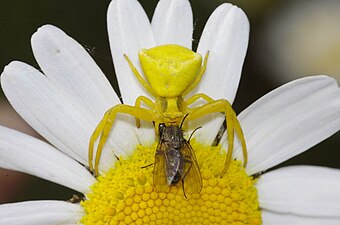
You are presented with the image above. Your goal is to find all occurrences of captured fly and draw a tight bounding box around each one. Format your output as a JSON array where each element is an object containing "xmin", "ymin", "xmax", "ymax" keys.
[{"xmin": 153, "ymin": 123, "xmax": 202, "ymax": 197}]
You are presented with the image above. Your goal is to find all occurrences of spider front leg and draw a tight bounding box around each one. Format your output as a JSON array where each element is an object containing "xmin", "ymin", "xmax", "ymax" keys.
[
  {"xmin": 188, "ymin": 99, "xmax": 248, "ymax": 177},
  {"xmin": 186, "ymin": 93, "xmax": 214, "ymax": 106},
  {"xmin": 88, "ymin": 108, "xmax": 112, "ymax": 172},
  {"xmin": 89, "ymin": 104, "xmax": 154, "ymax": 176},
  {"xmin": 182, "ymin": 51, "xmax": 209, "ymax": 96},
  {"xmin": 134, "ymin": 96, "xmax": 155, "ymax": 128}
]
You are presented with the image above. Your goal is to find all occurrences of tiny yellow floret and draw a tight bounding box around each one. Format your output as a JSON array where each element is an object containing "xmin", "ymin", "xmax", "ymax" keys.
[{"xmin": 81, "ymin": 140, "xmax": 261, "ymax": 225}]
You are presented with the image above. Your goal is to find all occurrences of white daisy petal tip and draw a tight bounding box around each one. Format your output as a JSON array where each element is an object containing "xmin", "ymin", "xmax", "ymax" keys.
[
  {"xmin": 262, "ymin": 209, "xmax": 340, "ymax": 225},
  {"xmin": 218, "ymin": 2, "xmax": 250, "ymax": 24},
  {"xmin": 0, "ymin": 126, "xmax": 96, "ymax": 194},
  {"xmin": 257, "ymin": 166, "xmax": 340, "ymax": 217},
  {"xmin": 229, "ymin": 75, "xmax": 340, "ymax": 175},
  {"xmin": 29, "ymin": 20, "xmax": 120, "ymax": 116},
  {"xmin": 1, "ymin": 61, "xmax": 38, "ymax": 91},
  {"xmin": 2, "ymin": 61, "xmax": 27, "ymax": 76},
  {"xmin": 0, "ymin": 200, "xmax": 84, "ymax": 225},
  {"xmin": 1, "ymin": 59, "xmax": 94, "ymax": 165},
  {"xmin": 152, "ymin": 0, "xmax": 193, "ymax": 48},
  {"xmin": 31, "ymin": 24, "xmax": 65, "ymax": 49},
  {"xmin": 33, "ymin": 24, "xmax": 59, "ymax": 35}
]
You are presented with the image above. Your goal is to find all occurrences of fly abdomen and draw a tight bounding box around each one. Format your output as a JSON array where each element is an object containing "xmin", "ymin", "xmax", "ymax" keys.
[
  {"xmin": 165, "ymin": 149, "xmax": 183, "ymax": 185},
  {"xmin": 171, "ymin": 172, "xmax": 182, "ymax": 185}
]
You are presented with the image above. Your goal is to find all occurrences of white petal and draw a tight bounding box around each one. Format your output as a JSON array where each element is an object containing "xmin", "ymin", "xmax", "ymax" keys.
[
  {"xmin": 2, "ymin": 61, "xmax": 90, "ymax": 164},
  {"xmin": 223, "ymin": 75, "xmax": 340, "ymax": 175},
  {"xmin": 187, "ymin": 4, "xmax": 249, "ymax": 145},
  {"xmin": 0, "ymin": 126, "xmax": 95, "ymax": 194},
  {"xmin": 187, "ymin": 113, "xmax": 225, "ymax": 146},
  {"xmin": 257, "ymin": 166, "xmax": 340, "ymax": 217},
  {"xmin": 262, "ymin": 209, "xmax": 340, "ymax": 225},
  {"xmin": 1, "ymin": 61, "xmax": 121, "ymax": 172},
  {"xmin": 30, "ymin": 24, "xmax": 142, "ymax": 171},
  {"xmin": 107, "ymin": 0, "xmax": 154, "ymax": 104},
  {"xmin": 195, "ymin": 3, "xmax": 249, "ymax": 101},
  {"xmin": 151, "ymin": 0, "xmax": 193, "ymax": 48},
  {"xmin": 107, "ymin": 0, "xmax": 156, "ymax": 145},
  {"xmin": 0, "ymin": 201, "xmax": 84, "ymax": 225},
  {"xmin": 31, "ymin": 25, "xmax": 119, "ymax": 120}
]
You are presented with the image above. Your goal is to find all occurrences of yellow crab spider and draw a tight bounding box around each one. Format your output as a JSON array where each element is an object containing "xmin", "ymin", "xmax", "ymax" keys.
[{"xmin": 89, "ymin": 44, "xmax": 248, "ymax": 177}]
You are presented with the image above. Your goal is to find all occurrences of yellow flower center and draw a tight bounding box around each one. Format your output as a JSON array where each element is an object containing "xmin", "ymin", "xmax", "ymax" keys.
[{"xmin": 81, "ymin": 140, "xmax": 261, "ymax": 225}]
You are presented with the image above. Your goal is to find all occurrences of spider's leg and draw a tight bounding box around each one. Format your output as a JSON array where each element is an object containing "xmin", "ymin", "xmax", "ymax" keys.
[
  {"xmin": 90, "ymin": 104, "xmax": 154, "ymax": 176},
  {"xmin": 134, "ymin": 96, "xmax": 154, "ymax": 128},
  {"xmin": 188, "ymin": 99, "xmax": 247, "ymax": 177}
]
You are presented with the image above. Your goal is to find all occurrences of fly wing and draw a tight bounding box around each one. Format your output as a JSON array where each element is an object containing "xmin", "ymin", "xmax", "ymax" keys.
[
  {"xmin": 181, "ymin": 141, "xmax": 202, "ymax": 194},
  {"xmin": 153, "ymin": 141, "xmax": 170, "ymax": 192}
]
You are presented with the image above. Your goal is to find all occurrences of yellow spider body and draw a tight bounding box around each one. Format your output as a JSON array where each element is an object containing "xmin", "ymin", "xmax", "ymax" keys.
[
  {"xmin": 139, "ymin": 45, "xmax": 202, "ymax": 97},
  {"xmin": 89, "ymin": 44, "xmax": 247, "ymax": 176}
]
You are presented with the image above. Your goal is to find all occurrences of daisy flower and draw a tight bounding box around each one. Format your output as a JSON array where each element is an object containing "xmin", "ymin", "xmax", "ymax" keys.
[{"xmin": 1, "ymin": 0, "xmax": 340, "ymax": 224}]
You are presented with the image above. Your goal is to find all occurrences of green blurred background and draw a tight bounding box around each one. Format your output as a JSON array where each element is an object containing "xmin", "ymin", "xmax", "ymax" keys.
[{"xmin": 1, "ymin": 0, "xmax": 339, "ymax": 204}]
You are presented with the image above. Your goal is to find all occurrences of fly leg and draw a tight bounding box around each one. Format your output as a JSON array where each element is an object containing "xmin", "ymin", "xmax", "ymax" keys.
[
  {"xmin": 182, "ymin": 179, "xmax": 188, "ymax": 199},
  {"xmin": 181, "ymin": 158, "xmax": 193, "ymax": 199},
  {"xmin": 141, "ymin": 163, "xmax": 154, "ymax": 169}
]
